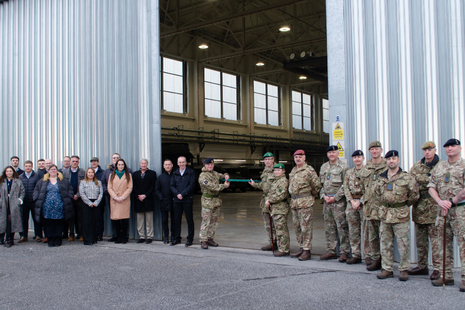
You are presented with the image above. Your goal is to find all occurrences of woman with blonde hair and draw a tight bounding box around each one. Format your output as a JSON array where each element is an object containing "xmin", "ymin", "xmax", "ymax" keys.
[
  {"xmin": 108, "ymin": 159, "xmax": 133, "ymax": 244},
  {"xmin": 79, "ymin": 168, "xmax": 103, "ymax": 245}
]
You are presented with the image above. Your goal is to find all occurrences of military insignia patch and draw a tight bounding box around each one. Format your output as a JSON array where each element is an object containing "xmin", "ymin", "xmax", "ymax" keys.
[
  {"xmin": 445, "ymin": 172, "xmax": 450, "ymax": 183},
  {"xmin": 373, "ymin": 174, "xmax": 377, "ymax": 181},
  {"xmin": 204, "ymin": 180, "xmax": 208, "ymax": 184},
  {"xmin": 387, "ymin": 183, "xmax": 393, "ymax": 191},
  {"xmin": 327, "ymin": 175, "xmax": 330, "ymax": 180}
]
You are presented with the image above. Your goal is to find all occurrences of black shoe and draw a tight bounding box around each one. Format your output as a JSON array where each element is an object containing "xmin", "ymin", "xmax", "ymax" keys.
[
  {"xmin": 97, "ymin": 236, "xmax": 103, "ymax": 241},
  {"xmin": 137, "ymin": 239, "xmax": 146, "ymax": 243},
  {"xmin": 164, "ymin": 237, "xmax": 169, "ymax": 244},
  {"xmin": 145, "ymin": 239, "xmax": 153, "ymax": 244},
  {"xmin": 108, "ymin": 237, "xmax": 117, "ymax": 242},
  {"xmin": 171, "ymin": 241, "xmax": 178, "ymax": 246},
  {"xmin": 4, "ymin": 241, "xmax": 12, "ymax": 248},
  {"xmin": 185, "ymin": 240, "xmax": 193, "ymax": 247}
]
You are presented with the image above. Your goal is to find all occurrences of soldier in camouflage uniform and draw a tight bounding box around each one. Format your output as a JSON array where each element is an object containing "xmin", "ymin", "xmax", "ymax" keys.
[
  {"xmin": 374, "ymin": 150, "xmax": 419, "ymax": 281},
  {"xmin": 359, "ymin": 141, "xmax": 387, "ymax": 271},
  {"xmin": 428, "ymin": 139, "xmax": 465, "ymax": 292},
  {"xmin": 249, "ymin": 152, "xmax": 276, "ymax": 251},
  {"xmin": 344, "ymin": 150, "xmax": 367, "ymax": 264},
  {"xmin": 198, "ymin": 158, "xmax": 229, "ymax": 249},
  {"xmin": 408, "ymin": 141, "xmax": 441, "ymax": 280},
  {"xmin": 319, "ymin": 145, "xmax": 350, "ymax": 262},
  {"xmin": 265, "ymin": 163, "xmax": 290, "ymax": 256},
  {"xmin": 288, "ymin": 149, "xmax": 322, "ymax": 261}
]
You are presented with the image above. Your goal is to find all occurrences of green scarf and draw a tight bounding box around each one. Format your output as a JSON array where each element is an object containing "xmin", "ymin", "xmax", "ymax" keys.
[{"xmin": 115, "ymin": 170, "xmax": 125, "ymax": 179}]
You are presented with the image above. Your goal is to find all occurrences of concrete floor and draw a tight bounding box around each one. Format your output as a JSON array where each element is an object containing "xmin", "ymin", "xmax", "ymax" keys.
[{"xmin": 178, "ymin": 191, "xmax": 326, "ymax": 254}]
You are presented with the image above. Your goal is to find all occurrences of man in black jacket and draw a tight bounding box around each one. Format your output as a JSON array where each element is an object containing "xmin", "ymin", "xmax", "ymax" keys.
[
  {"xmin": 170, "ymin": 156, "xmax": 196, "ymax": 246},
  {"xmin": 155, "ymin": 159, "xmax": 175, "ymax": 244},
  {"xmin": 18, "ymin": 160, "xmax": 42, "ymax": 242},
  {"xmin": 11, "ymin": 156, "xmax": 24, "ymax": 175}
]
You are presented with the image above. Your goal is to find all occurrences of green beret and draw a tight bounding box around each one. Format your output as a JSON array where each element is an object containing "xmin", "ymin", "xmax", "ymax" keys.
[
  {"xmin": 368, "ymin": 141, "xmax": 382, "ymax": 149},
  {"xmin": 273, "ymin": 163, "xmax": 285, "ymax": 169},
  {"xmin": 421, "ymin": 141, "xmax": 436, "ymax": 149},
  {"xmin": 263, "ymin": 152, "xmax": 274, "ymax": 158}
]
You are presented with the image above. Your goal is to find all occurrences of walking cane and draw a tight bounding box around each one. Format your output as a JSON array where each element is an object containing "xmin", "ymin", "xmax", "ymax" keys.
[{"xmin": 443, "ymin": 215, "xmax": 446, "ymax": 289}]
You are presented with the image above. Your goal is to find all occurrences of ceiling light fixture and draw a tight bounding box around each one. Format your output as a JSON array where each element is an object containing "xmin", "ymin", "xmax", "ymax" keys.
[
  {"xmin": 299, "ymin": 76, "xmax": 307, "ymax": 80},
  {"xmin": 300, "ymin": 51, "xmax": 307, "ymax": 58},
  {"xmin": 198, "ymin": 43, "xmax": 209, "ymax": 49},
  {"xmin": 279, "ymin": 25, "xmax": 291, "ymax": 32},
  {"xmin": 289, "ymin": 52, "xmax": 295, "ymax": 60},
  {"xmin": 256, "ymin": 61, "xmax": 265, "ymax": 66}
]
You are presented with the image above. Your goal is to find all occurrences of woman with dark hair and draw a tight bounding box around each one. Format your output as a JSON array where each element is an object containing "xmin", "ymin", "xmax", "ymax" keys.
[
  {"xmin": 0, "ymin": 166, "xmax": 25, "ymax": 247},
  {"xmin": 108, "ymin": 159, "xmax": 133, "ymax": 243},
  {"xmin": 33, "ymin": 165, "xmax": 74, "ymax": 247},
  {"xmin": 79, "ymin": 168, "xmax": 103, "ymax": 245}
]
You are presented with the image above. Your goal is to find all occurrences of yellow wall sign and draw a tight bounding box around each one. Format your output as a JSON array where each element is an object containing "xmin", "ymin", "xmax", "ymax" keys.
[
  {"xmin": 336, "ymin": 142, "xmax": 345, "ymax": 158},
  {"xmin": 332, "ymin": 122, "xmax": 344, "ymax": 140}
]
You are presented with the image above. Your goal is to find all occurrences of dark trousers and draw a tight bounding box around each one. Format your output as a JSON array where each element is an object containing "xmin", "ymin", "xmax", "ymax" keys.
[
  {"xmin": 82, "ymin": 199, "xmax": 99, "ymax": 245},
  {"xmin": 2, "ymin": 203, "xmax": 14, "ymax": 242},
  {"xmin": 173, "ymin": 201, "xmax": 194, "ymax": 243},
  {"xmin": 161, "ymin": 207, "xmax": 175, "ymax": 242},
  {"xmin": 112, "ymin": 219, "xmax": 129, "ymax": 242},
  {"xmin": 20, "ymin": 202, "xmax": 42, "ymax": 238},
  {"xmin": 43, "ymin": 218, "xmax": 64, "ymax": 246},
  {"xmin": 96, "ymin": 200, "xmax": 105, "ymax": 237},
  {"xmin": 64, "ymin": 198, "xmax": 82, "ymax": 237}
]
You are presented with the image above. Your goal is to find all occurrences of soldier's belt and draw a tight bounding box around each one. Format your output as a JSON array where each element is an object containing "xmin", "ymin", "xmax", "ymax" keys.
[
  {"xmin": 202, "ymin": 193, "xmax": 219, "ymax": 198},
  {"xmin": 352, "ymin": 195, "xmax": 362, "ymax": 199},
  {"xmin": 419, "ymin": 191, "xmax": 431, "ymax": 199},
  {"xmin": 382, "ymin": 202, "xmax": 407, "ymax": 208},
  {"xmin": 291, "ymin": 192, "xmax": 312, "ymax": 200}
]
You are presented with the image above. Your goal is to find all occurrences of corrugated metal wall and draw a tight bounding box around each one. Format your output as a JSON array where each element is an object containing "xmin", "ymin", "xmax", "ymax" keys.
[
  {"xmin": 343, "ymin": 0, "xmax": 464, "ymax": 266},
  {"xmin": 0, "ymin": 0, "xmax": 161, "ymax": 239}
]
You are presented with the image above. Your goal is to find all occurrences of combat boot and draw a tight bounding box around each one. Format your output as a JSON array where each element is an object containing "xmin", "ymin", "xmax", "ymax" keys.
[
  {"xmin": 290, "ymin": 248, "xmax": 303, "ymax": 258},
  {"xmin": 366, "ymin": 259, "xmax": 381, "ymax": 271},
  {"xmin": 338, "ymin": 253, "xmax": 348, "ymax": 263},
  {"xmin": 298, "ymin": 250, "xmax": 311, "ymax": 261},
  {"xmin": 431, "ymin": 278, "xmax": 454, "ymax": 286},
  {"xmin": 261, "ymin": 243, "xmax": 278, "ymax": 251},
  {"xmin": 430, "ymin": 270, "xmax": 440, "ymax": 280},
  {"xmin": 377, "ymin": 269, "xmax": 394, "ymax": 279},
  {"xmin": 320, "ymin": 252, "xmax": 337, "ymax": 260},
  {"xmin": 460, "ymin": 280, "xmax": 465, "ymax": 292},
  {"xmin": 365, "ymin": 257, "xmax": 373, "ymax": 266},
  {"xmin": 201, "ymin": 242, "xmax": 209, "ymax": 249},
  {"xmin": 273, "ymin": 251, "xmax": 290, "ymax": 257},
  {"xmin": 399, "ymin": 271, "xmax": 409, "ymax": 281},
  {"xmin": 206, "ymin": 239, "xmax": 218, "ymax": 247},
  {"xmin": 346, "ymin": 257, "xmax": 362, "ymax": 264},
  {"xmin": 408, "ymin": 266, "xmax": 428, "ymax": 275}
]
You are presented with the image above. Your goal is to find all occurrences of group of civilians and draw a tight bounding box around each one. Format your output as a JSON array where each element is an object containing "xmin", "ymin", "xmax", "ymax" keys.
[{"xmin": 0, "ymin": 154, "xmax": 196, "ymax": 248}]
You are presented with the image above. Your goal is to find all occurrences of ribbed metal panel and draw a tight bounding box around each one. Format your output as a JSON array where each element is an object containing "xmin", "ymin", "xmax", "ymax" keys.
[
  {"xmin": 343, "ymin": 0, "xmax": 464, "ymax": 266},
  {"xmin": 0, "ymin": 0, "xmax": 161, "ymax": 239}
]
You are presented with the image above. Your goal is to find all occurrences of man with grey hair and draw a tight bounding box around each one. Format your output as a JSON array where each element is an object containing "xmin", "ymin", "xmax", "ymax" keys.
[{"xmin": 132, "ymin": 158, "xmax": 157, "ymax": 243}]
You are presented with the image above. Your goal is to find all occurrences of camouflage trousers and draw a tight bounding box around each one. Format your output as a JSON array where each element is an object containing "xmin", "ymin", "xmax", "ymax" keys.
[
  {"xmin": 272, "ymin": 214, "xmax": 290, "ymax": 253},
  {"xmin": 380, "ymin": 221, "xmax": 410, "ymax": 272},
  {"xmin": 437, "ymin": 211, "xmax": 465, "ymax": 281},
  {"xmin": 414, "ymin": 222, "xmax": 440, "ymax": 270},
  {"xmin": 365, "ymin": 219, "xmax": 381, "ymax": 260},
  {"xmin": 291, "ymin": 207, "xmax": 313, "ymax": 250},
  {"xmin": 345, "ymin": 203, "xmax": 367, "ymax": 258},
  {"xmin": 323, "ymin": 200, "xmax": 350, "ymax": 254},
  {"xmin": 263, "ymin": 212, "xmax": 276, "ymax": 245},
  {"xmin": 199, "ymin": 197, "xmax": 221, "ymax": 242}
]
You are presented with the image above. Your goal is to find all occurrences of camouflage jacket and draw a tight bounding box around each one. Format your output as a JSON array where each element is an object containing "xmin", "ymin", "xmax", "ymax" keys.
[
  {"xmin": 267, "ymin": 173, "xmax": 289, "ymax": 216},
  {"xmin": 359, "ymin": 158, "xmax": 388, "ymax": 220},
  {"xmin": 374, "ymin": 168, "xmax": 419, "ymax": 223},
  {"xmin": 319, "ymin": 159, "xmax": 349, "ymax": 201},
  {"xmin": 198, "ymin": 167, "xmax": 229, "ymax": 196},
  {"xmin": 410, "ymin": 155, "xmax": 441, "ymax": 224},
  {"xmin": 252, "ymin": 167, "xmax": 275, "ymax": 212},
  {"xmin": 344, "ymin": 167, "xmax": 364, "ymax": 202},
  {"xmin": 427, "ymin": 157, "xmax": 465, "ymax": 201},
  {"xmin": 288, "ymin": 163, "xmax": 321, "ymax": 209}
]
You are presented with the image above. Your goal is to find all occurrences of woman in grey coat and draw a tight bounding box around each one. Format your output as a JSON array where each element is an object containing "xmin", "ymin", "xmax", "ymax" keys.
[{"xmin": 0, "ymin": 166, "xmax": 25, "ymax": 247}]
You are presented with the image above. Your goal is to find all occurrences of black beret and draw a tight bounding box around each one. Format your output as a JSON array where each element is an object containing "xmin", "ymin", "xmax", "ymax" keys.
[
  {"xmin": 351, "ymin": 150, "xmax": 364, "ymax": 157},
  {"xmin": 204, "ymin": 158, "xmax": 214, "ymax": 164},
  {"xmin": 443, "ymin": 139, "xmax": 461, "ymax": 147},
  {"xmin": 384, "ymin": 150, "xmax": 399, "ymax": 159},
  {"xmin": 326, "ymin": 145, "xmax": 338, "ymax": 152}
]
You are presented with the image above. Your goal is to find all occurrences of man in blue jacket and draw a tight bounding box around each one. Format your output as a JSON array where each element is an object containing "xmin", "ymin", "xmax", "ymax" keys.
[
  {"xmin": 170, "ymin": 156, "xmax": 196, "ymax": 246},
  {"xmin": 18, "ymin": 160, "xmax": 42, "ymax": 242}
]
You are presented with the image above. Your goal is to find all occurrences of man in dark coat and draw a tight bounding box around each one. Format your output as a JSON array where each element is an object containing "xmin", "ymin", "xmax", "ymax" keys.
[
  {"xmin": 170, "ymin": 156, "xmax": 196, "ymax": 246},
  {"xmin": 155, "ymin": 159, "xmax": 175, "ymax": 244},
  {"xmin": 18, "ymin": 160, "xmax": 42, "ymax": 242},
  {"xmin": 132, "ymin": 159, "xmax": 157, "ymax": 244},
  {"xmin": 11, "ymin": 156, "xmax": 24, "ymax": 175}
]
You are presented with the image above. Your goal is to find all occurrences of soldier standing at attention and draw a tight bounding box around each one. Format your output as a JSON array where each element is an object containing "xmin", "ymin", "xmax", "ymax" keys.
[
  {"xmin": 319, "ymin": 145, "xmax": 350, "ymax": 262},
  {"xmin": 249, "ymin": 152, "xmax": 276, "ymax": 251},
  {"xmin": 375, "ymin": 150, "xmax": 419, "ymax": 281},
  {"xmin": 265, "ymin": 163, "xmax": 290, "ymax": 257},
  {"xmin": 359, "ymin": 141, "xmax": 387, "ymax": 271},
  {"xmin": 198, "ymin": 158, "xmax": 229, "ymax": 250},
  {"xmin": 344, "ymin": 150, "xmax": 366, "ymax": 264},
  {"xmin": 408, "ymin": 141, "xmax": 441, "ymax": 280},
  {"xmin": 428, "ymin": 139, "xmax": 465, "ymax": 292},
  {"xmin": 288, "ymin": 150, "xmax": 322, "ymax": 261}
]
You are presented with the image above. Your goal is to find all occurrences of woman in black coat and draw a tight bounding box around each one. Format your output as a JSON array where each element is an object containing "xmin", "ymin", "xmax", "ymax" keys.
[
  {"xmin": 132, "ymin": 159, "xmax": 157, "ymax": 243},
  {"xmin": 33, "ymin": 165, "xmax": 74, "ymax": 247}
]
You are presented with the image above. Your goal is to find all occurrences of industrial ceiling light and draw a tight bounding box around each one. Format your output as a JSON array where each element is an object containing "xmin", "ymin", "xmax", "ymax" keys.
[
  {"xmin": 300, "ymin": 51, "xmax": 307, "ymax": 58},
  {"xmin": 279, "ymin": 25, "xmax": 291, "ymax": 32},
  {"xmin": 299, "ymin": 75, "xmax": 307, "ymax": 80},
  {"xmin": 198, "ymin": 43, "xmax": 209, "ymax": 49},
  {"xmin": 289, "ymin": 52, "xmax": 296, "ymax": 60},
  {"xmin": 256, "ymin": 61, "xmax": 265, "ymax": 66}
]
